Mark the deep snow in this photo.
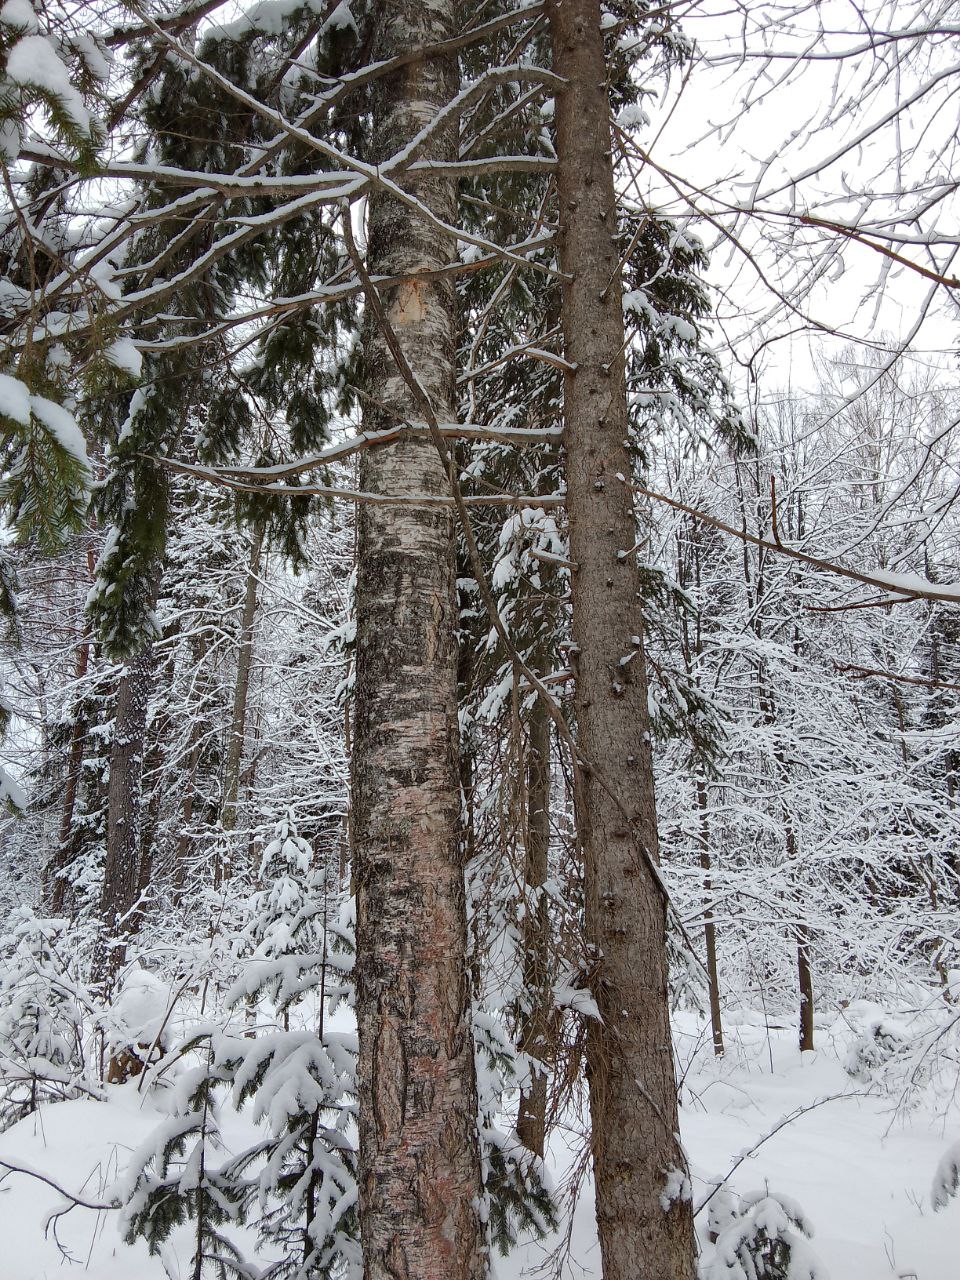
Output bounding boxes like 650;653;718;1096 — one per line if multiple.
1;1012;957;1279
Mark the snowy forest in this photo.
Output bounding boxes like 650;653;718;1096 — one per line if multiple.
1;0;960;1277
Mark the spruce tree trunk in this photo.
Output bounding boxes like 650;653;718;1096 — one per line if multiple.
547;3;696;1276
218;527;263;886
173;732;201;895
350;3;486;1277
94;639;156;986
517;684;552;1158
221;528;262;838
46;544;96;916
47;627;91;916
793;821;814;1053
797;922;815;1052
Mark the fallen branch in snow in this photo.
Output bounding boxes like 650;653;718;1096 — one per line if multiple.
693;1091;865;1217
2;1155;119;1264
0;1156;118;1212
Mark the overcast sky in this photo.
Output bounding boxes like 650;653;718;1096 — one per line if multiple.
635;0;960;396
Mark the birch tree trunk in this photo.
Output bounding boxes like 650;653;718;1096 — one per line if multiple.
350;3;486;1277
547;2;696;1275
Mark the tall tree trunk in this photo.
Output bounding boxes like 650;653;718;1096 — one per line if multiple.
548;3;696;1276
784;817;815;1051
221;528;263;836
517;685;552;1158
46;545;96;916
217;527;263;886
696;777;724;1057
47;631;92;915
350;3;486;1278
173;731;201;895
796;920;815;1052
93;638;156;987
136;723;168;908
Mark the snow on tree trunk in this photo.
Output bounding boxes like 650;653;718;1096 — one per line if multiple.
797;921;815;1053
46;598;92;915
93;639;155;987
696;776;725;1058
517;678;552;1158
547;1;696;1276
219;526;263;881
349;3;486;1278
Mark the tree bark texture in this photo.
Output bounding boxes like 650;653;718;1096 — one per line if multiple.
517;685;552;1158
218;527;263;886
221;527;262;839
796;920;815;1052
94;639;156;986
547;2;696;1276
350;3;486;1278
695;777;724;1057
46;544;96;916
46;626;92;916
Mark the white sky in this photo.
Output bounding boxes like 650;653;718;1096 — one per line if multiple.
635;0;960;399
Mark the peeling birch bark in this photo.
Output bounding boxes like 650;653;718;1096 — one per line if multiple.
350;3;486;1278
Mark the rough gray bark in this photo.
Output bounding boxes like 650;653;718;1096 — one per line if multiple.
218;527;263;884
46;627;91;916
517;686;552;1158
94;639;156;986
46;545;96;916
349;3;486;1277
547;2;697;1276
797;920;815;1051
173;731;201;895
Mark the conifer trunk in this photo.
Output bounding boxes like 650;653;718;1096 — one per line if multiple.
46;545;96;916
94;639;156;985
547;2;696;1276
797;922;815;1051
47;628;91;915
221;528;263;839
350;3;486;1277
517;686;552;1157
217;527;263;886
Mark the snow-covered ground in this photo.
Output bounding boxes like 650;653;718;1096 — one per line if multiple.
502;1010;959;1280
2;1012;957;1279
